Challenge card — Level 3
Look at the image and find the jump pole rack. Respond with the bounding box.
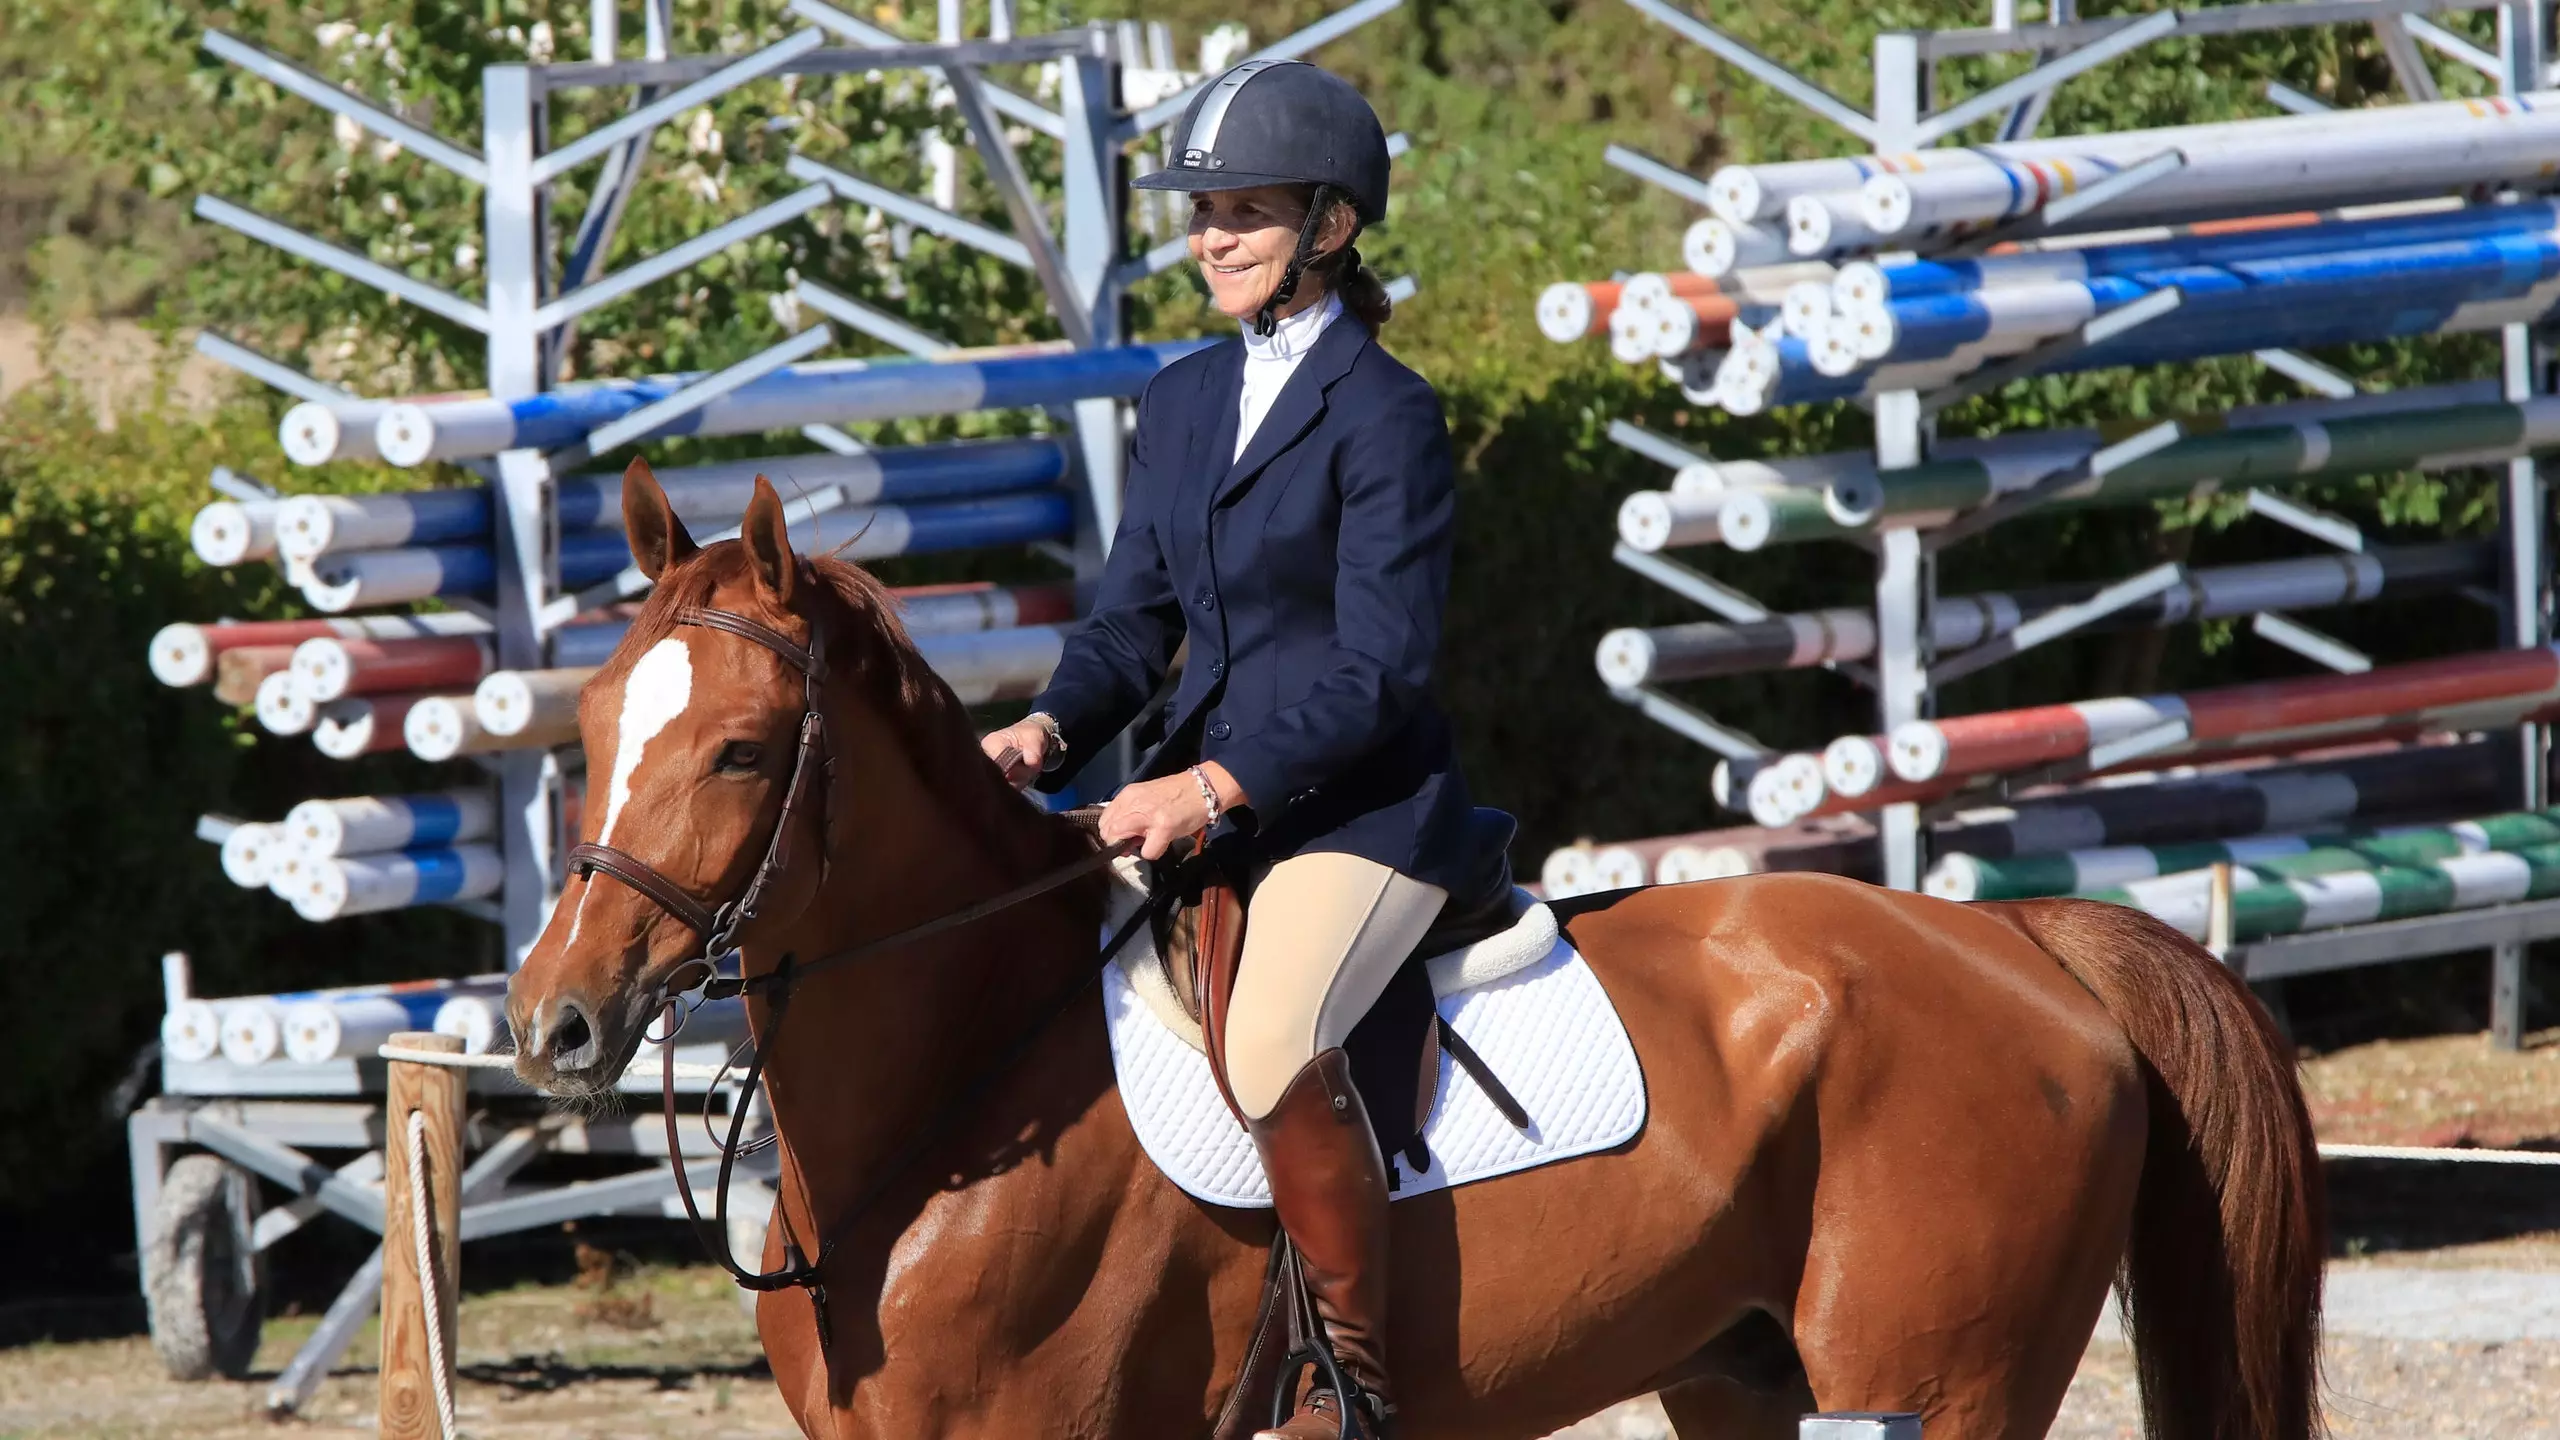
[129,0,1409,1410]
[1602,0,2556,1047]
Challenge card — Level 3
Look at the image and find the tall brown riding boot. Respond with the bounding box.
[1248,1048,1396,1439]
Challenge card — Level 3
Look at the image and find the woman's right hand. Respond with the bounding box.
[980,718,1053,789]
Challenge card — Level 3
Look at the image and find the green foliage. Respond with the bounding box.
[0,368,490,1212]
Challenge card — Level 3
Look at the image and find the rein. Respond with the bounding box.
[563,596,1192,1339]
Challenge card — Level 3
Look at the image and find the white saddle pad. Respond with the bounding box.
[1101,884,1649,1209]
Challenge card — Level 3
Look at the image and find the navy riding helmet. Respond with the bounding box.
[1135,60,1390,334]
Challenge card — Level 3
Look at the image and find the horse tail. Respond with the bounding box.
[1995,898,2325,1440]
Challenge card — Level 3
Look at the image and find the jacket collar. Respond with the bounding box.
[1212,310,1368,508]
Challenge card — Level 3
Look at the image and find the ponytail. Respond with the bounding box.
[1321,245,1394,330]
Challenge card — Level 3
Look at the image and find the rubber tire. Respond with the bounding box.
[145,1153,266,1381]
[727,1179,776,1321]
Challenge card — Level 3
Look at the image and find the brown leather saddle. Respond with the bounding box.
[1151,807,1528,1185]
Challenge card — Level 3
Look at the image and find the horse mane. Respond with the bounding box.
[602,541,1095,874]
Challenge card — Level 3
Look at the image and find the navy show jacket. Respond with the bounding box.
[1029,314,1479,894]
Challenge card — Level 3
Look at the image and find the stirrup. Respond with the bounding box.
[1270,1343,1386,1439]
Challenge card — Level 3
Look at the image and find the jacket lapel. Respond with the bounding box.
[1210,315,1368,511]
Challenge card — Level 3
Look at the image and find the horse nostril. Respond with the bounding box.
[552,1002,595,1064]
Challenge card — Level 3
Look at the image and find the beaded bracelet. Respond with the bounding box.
[1187,765,1223,827]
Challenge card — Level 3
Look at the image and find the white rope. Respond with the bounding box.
[2319,1142,2560,1166]
[405,1109,459,1440]
[379,1043,729,1082]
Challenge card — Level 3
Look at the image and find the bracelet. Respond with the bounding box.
[1188,765,1223,827]
[1025,712,1066,772]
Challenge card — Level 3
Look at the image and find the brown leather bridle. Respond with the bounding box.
[559,597,1182,1335]
[565,603,835,976]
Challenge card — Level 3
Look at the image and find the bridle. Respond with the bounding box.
[559,595,1179,1343]
[565,603,835,977]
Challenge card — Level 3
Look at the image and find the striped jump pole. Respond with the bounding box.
[313,695,428,758]
[1661,383,2482,548]
[1889,646,2560,787]
[1726,232,2560,414]
[282,991,453,1064]
[289,635,492,703]
[1596,543,2492,683]
[1834,196,2552,310]
[255,671,318,735]
[219,822,290,888]
[402,696,504,762]
[472,669,592,741]
[1858,96,2560,247]
[1705,92,2560,244]
[1537,272,1725,343]
[1681,217,1798,277]
[1750,724,2502,830]
[1653,817,1880,882]
[281,791,496,857]
[372,341,1215,466]
[300,846,506,923]
[150,614,490,688]
[2094,840,2560,944]
[269,438,1072,559]
[1821,227,2560,382]
[1718,262,2560,417]
[1933,740,2499,860]
[190,499,280,566]
[1930,804,2560,900]
[299,531,636,612]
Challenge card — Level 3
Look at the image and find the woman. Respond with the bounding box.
[978,59,1477,1440]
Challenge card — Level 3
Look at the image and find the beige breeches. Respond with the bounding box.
[1223,852,1448,1120]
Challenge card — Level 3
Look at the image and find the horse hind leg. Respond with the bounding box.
[1656,1310,1812,1440]
[1782,1155,2135,1440]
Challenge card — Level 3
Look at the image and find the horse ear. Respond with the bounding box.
[742,475,797,605]
[622,457,698,580]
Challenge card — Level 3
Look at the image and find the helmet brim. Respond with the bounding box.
[1130,168,1319,195]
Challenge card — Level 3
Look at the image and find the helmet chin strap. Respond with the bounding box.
[1252,185,1342,338]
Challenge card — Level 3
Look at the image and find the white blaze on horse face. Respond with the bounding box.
[568,636,695,945]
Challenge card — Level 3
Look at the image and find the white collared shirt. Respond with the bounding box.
[1235,292,1343,462]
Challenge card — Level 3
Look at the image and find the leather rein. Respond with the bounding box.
[563,600,1179,1335]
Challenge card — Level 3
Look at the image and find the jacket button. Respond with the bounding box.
[1195,590,1216,611]
[1209,661,1226,679]
[1208,720,1232,740]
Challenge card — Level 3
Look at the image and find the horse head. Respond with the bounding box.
[510,454,914,1097]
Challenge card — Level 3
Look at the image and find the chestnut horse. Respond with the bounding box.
[507,465,2325,1440]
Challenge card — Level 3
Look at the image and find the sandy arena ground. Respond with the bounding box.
[2,1030,2553,1438]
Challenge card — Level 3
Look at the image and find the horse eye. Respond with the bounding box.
[715,741,764,774]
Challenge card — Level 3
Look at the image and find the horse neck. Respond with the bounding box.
[752,671,1104,1234]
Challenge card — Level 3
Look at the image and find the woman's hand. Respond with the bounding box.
[980,717,1054,789]
[1100,764,1247,860]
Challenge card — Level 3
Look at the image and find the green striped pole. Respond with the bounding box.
[1720,398,2560,549]
[2087,839,2560,941]
[1929,806,2560,900]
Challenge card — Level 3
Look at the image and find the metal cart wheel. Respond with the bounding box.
[145,1153,266,1380]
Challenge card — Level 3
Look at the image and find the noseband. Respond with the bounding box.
[565,604,832,976]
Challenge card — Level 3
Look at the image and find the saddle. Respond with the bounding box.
[1151,808,1527,1183]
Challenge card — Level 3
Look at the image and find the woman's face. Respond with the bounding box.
[1187,185,1351,321]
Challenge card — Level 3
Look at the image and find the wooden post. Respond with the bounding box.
[2205,860,2236,963]
[381,1030,463,1440]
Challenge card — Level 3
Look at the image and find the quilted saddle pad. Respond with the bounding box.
[1102,922,1649,1209]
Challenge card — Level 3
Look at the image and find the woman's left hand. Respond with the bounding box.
[1098,765,1245,860]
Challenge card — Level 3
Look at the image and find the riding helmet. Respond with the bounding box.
[1134,60,1391,225]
